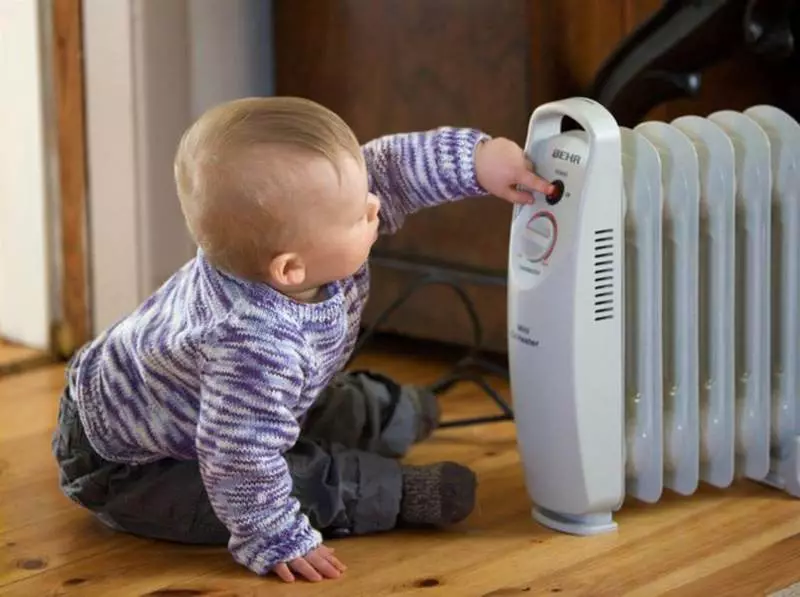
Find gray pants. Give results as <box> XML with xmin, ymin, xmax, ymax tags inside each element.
<box><xmin>52</xmin><ymin>370</ymin><xmax>429</xmax><ymax>545</ymax></box>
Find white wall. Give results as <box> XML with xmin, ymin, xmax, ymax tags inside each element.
<box><xmin>83</xmin><ymin>0</ymin><xmax>273</xmax><ymax>333</ymax></box>
<box><xmin>82</xmin><ymin>0</ymin><xmax>142</xmax><ymax>338</ymax></box>
<box><xmin>0</xmin><ymin>0</ymin><xmax>54</xmax><ymax>349</ymax></box>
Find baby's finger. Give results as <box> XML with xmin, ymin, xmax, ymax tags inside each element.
<box><xmin>290</xmin><ymin>557</ymin><xmax>323</xmax><ymax>582</ymax></box>
<box><xmin>306</xmin><ymin>551</ymin><xmax>343</xmax><ymax>579</ymax></box>
<box><xmin>520</xmin><ymin>169</ymin><xmax>555</xmax><ymax>195</ymax></box>
<box><xmin>273</xmin><ymin>563</ymin><xmax>295</xmax><ymax>583</ymax></box>
<box><xmin>323</xmin><ymin>550</ymin><xmax>348</xmax><ymax>572</ymax></box>
<box><xmin>317</xmin><ymin>544</ymin><xmax>346</xmax><ymax>570</ymax></box>
<box><xmin>507</xmin><ymin>186</ymin><xmax>535</xmax><ymax>204</ymax></box>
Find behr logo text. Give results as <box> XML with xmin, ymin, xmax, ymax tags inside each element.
<box><xmin>552</xmin><ymin>148</ymin><xmax>582</xmax><ymax>165</ymax></box>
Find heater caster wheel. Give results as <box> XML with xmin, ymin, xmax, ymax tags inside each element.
<box><xmin>532</xmin><ymin>506</ymin><xmax>618</xmax><ymax>536</ymax></box>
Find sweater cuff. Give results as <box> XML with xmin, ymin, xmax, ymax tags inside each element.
<box><xmin>236</xmin><ymin>515</ymin><xmax>323</xmax><ymax>576</ymax></box>
<box><xmin>437</xmin><ymin>127</ymin><xmax>491</xmax><ymax>199</ymax></box>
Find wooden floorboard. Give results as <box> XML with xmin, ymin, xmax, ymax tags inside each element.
<box><xmin>0</xmin><ymin>340</ymin><xmax>53</xmax><ymax>375</ymax></box>
<box><xmin>1</xmin><ymin>344</ymin><xmax>800</xmax><ymax>596</ymax></box>
<box><xmin>0</xmin><ymin>340</ymin><xmax>41</xmax><ymax>365</ymax></box>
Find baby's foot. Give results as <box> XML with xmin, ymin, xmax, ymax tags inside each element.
<box><xmin>344</xmin><ymin>370</ymin><xmax>440</xmax><ymax>443</ymax></box>
<box><xmin>399</xmin><ymin>462</ymin><xmax>477</xmax><ymax>527</ymax></box>
<box><xmin>408</xmin><ymin>385</ymin><xmax>440</xmax><ymax>442</ymax></box>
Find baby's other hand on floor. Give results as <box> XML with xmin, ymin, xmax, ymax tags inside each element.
<box><xmin>475</xmin><ymin>137</ymin><xmax>555</xmax><ymax>204</ymax></box>
<box><xmin>273</xmin><ymin>544</ymin><xmax>347</xmax><ymax>583</ymax></box>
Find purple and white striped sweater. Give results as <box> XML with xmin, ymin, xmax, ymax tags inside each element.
<box><xmin>68</xmin><ymin>126</ymin><xmax>489</xmax><ymax>574</ymax></box>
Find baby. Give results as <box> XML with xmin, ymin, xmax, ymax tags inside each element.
<box><xmin>52</xmin><ymin>97</ymin><xmax>554</xmax><ymax>583</ymax></box>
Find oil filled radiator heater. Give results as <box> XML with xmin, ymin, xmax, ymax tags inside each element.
<box><xmin>507</xmin><ymin>96</ymin><xmax>800</xmax><ymax>535</ymax></box>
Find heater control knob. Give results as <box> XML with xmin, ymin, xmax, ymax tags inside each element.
<box><xmin>522</xmin><ymin>212</ymin><xmax>557</xmax><ymax>263</ymax></box>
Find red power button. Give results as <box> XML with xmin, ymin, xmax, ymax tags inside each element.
<box><xmin>546</xmin><ymin>180</ymin><xmax>565</xmax><ymax>205</ymax></box>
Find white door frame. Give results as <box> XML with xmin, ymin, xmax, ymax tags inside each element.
<box><xmin>82</xmin><ymin>0</ymin><xmax>274</xmax><ymax>333</ymax></box>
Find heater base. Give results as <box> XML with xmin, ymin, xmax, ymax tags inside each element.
<box><xmin>532</xmin><ymin>506</ymin><xmax>618</xmax><ymax>536</ymax></box>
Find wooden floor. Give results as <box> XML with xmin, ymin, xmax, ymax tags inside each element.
<box><xmin>2</xmin><ymin>342</ymin><xmax>800</xmax><ymax>596</ymax></box>
<box><xmin>0</xmin><ymin>340</ymin><xmax>52</xmax><ymax>375</ymax></box>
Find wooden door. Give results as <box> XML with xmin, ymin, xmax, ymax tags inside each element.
<box><xmin>53</xmin><ymin>0</ymin><xmax>90</xmax><ymax>356</ymax></box>
<box><xmin>272</xmin><ymin>1</ymin><xmax>537</xmax><ymax>352</ymax></box>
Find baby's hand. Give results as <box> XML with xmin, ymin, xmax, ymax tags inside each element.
<box><xmin>273</xmin><ymin>544</ymin><xmax>347</xmax><ymax>583</ymax></box>
<box><xmin>475</xmin><ymin>137</ymin><xmax>555</xmax><ymax>204</ymax></box>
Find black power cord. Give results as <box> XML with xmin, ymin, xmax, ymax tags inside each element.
<box><xmin>347</xmin><ymin>272</ymin><xmax>514</xmax><ymax>428</ymax></box>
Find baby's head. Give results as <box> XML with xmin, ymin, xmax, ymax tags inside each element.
<box><xmin>174</xmin><ymin>96</ymin><xmax>381</xmax><ymax>299</ymax></box>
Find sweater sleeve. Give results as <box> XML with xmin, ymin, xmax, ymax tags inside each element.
<box><xmin>361</xmin><ymin>126</ymin><xmax>491</xmax><ymax>235</ymax></box>
<box><xmin>197</xmin><ymin>314</ymin><xmax>321</xmax><ymax>575</ymax></box>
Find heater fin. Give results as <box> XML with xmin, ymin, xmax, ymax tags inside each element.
<box><xmin>620</xmin><ymin>126</ymin><xmax>664</xmax><ymax>503</ymax></box>
<box><xmin>635</xmin><ymin>121</ymin><xmax>700</xmax><ymax>496</ymax></box>
<box><xmin>744</xmin><ymin>105</ymin><xmax>800</xmax><ymax>497</ymax></box>
<box><xmin>708</xmin><ymin>110</ymin><xmax>772</xmax><ymax>482</ymax></box>
<box><xmin>672</xmin><ymin>115</ymin><xmax>737</xmax><ymax>489</ymax></box>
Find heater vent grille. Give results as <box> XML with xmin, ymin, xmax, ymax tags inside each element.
<box><xmin>594</xmin><ymin>228</ymin><xmax>614</xmax><ymax>321</ymax></box>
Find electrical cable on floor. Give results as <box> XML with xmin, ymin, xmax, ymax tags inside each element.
<box><xmin>347</xmin><ymin>272</ymin><xmax>514</xmax><ymax>428</ymax></box>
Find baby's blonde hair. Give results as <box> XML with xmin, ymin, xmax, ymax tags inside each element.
<box><xmin>174</xmin><ymin>96</ymin><xmax>362</xmax><ymax>279</ymax></box>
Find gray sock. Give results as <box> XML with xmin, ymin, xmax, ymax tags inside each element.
<box><xmin>399</xmin><ymin>462</ymin><xmax>476</xmax><ymax>526</ymax></box>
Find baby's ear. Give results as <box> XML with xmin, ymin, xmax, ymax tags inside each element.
<box><xmin>268</xmin><ymin>252</ymin><xmax>306</xmax><ymax>287</ymax></box>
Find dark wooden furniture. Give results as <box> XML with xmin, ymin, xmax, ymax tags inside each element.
<box><xmin>273</xmin><ymin>0</ymin><xmax>797</xmax><ymax>354</ymax></box>
<box><xmin>591</xmin><ymin>0</ymin><xmax>798</xmax><ymax>125</ymax></box>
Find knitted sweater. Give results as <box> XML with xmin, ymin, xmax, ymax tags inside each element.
<box><xmin>68</xmin><ymin>126</ymin><xmax>489</xmax><ymax>575</ymax></box>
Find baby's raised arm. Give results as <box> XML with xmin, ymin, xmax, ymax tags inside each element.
<box><xmin>361</xmin><ymin>127</ymin><xmax>490</xmax><ymax>235</ymax></box>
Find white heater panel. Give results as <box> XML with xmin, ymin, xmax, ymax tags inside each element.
<box><xmin>508</xmin><ymin>97</ymin><xmax>624</xmax><ymax>536</ymax></box>
<box><xmin>620</xmin><ymin>126</ymin><xmax>664</xmax><ymax>503</ymax></box>
<box><xmin>707</xmin><ymin>110</ymin><xmax>772</xmax><ymax>481</ymax></box>
<box><xmin>744</xmin><ymin>105</ymin><xmax>800</xmax><ymax>496</ymax></box>
<box><xmin>671</xmin><ymin>115</ymin><xmax>737</xmax><ymax>489</ymax></box>
<box><xmin>634</xmin><ymin>121</ymin><xmax>700</xmax><ymax>496</ymax></box>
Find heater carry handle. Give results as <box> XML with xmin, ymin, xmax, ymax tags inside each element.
<box><xmin>527</xmin><ymin>97</ymin><xmax>620</xmax><ymax>156</ymax></box>
<box><xmin>525</xmin><ymin>97</ymin><xmax>622</xmax><ymax>209</ymax></box>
